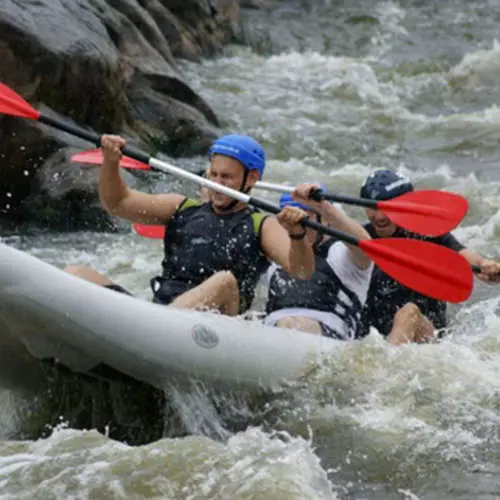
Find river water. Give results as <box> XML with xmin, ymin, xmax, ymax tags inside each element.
<box><xmin>2</xmin><ymin>0</ymin><xmax>500</xmax><ymax>498</ymax></box>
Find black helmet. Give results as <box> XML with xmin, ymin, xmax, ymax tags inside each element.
<box><xmin>360</xmin><ymin>169</ymin><xmax>414</xmax><ymax>201</ymax></box>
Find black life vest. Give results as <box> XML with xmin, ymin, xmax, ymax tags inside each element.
<box><xmin>151</xmin><ymin>198</ymin><xmax>268</xmax><ymax>313</ymax></box>
<box><xmin>266</xmin><ymin>240</ymin><xmax>364</xmax><ymax>339</ymax></box>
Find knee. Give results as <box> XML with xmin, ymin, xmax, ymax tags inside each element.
<box><xmin>214</xmin><ymin>271</ymin><xmax>238</xmax><ymax>291</ymax></box>
<box><xmin>276</xmin><ymin>316</ymin><xmax>322</xmax><ymax>334</ymax></box>
<box><xmin>277</xmin><ymin>317</ymin><xmax>297</xmax><ymax>329</ymax></box>
<box><xmin>63</xmin><ymin>265</ymin><xmax>112</xmax><ymax>286</ymax></box>
<box><xmin>64</xmin><ymin>265</ymin><xmax>89</xmax><ymax>277</ymax></box>
<box><xmin>396</xmin><ymin>303</ymin><xmax>422</xmax><ymax>323</ymax></box>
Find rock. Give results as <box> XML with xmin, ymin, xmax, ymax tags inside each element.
<box><xmin>240</xmin><ymin>0</ymin><xmax>270</xmax><ymax>9</ymax></box>
<box><xmin>22</xmin><ymin>147</ymin><xmax>137</xmax><ymax>231</ymax></box>
<box><xmin>0</xmin><ymin>0</ymin><xmax>240</xmax><ymax>228</ymax></box>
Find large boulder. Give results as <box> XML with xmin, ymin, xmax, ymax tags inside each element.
<box><xmin>24</xmin><ymin>147</ymin><xmax>139</xmax><ymax>231</ymax></box>
<box><xmin>0</xmin><ymin>0</ymin><xmax>241</xmax><ymax>229</ymax></box>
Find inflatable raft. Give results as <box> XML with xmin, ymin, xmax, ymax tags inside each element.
<box><xmin>0</xmin><ymin>243</ymin><xmax>337</xmax><ymax>391</ymax></box>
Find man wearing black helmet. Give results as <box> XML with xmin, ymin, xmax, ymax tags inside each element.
<box><xmin>358</xmin><ymin>169</ymin><xmax>500</xmax><ymax>344</ymax></box>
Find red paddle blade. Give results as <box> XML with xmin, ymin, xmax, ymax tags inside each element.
<box><xmin>0</xmin><ymin>83</ymin><xmax>40</xmax><ymax>120</ymax></box>
<box><xmin>72</xmin><ymin>149</ymin><xmax>150</xmax><ymax>170</ymax></box>
<box><xmin>133</xmin><ymin>224</ymin><xmax>165</xmax><ymax>239</ymax></box>
<box><xmin>359</xmin><ymin>238</ymin><xmax>473</xmax><ymax>303</ymax></box>
<box><xmin>377</xmin><ymin>190</ymin><xmax>468</xmax><ymax>237</ymax></box>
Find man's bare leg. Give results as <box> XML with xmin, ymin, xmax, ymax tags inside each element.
<box><xmin>64</xmin><ymin>265</ymin><xmax>116</xmax><ymax>286</ymax></box>
<box><xmin>276</xmin><ymin>316</ymin><xmax>322</xmax><ymax>335</ymax></box>
<box><xmin>387</xmin><ymin>303</ymin><xmax>435</xmax><ymax>345</ymax></box>
<box><xmin>170</xmin><ymin>271</ymin><xmax>240</xmax><ymax>316</ymax></box>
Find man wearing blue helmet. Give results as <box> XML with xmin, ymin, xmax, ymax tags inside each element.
<box><xmin>358</xmin><ymin>169</ymin><xmax>500</xmax><ymax>344</ymax></box>
<box><xmin>65</xmin><ymin>134</ymin><xmax>315</xmax><ymax>316</ymax></box>
<box><xmin>262</xmin><ymin>184</ymin><xmax>373</xmax><ymax>340</ymax></box>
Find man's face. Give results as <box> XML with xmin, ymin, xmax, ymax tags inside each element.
<box><xmin>206</xmin><ymin>155</ymin><xmax>246</xmax><ymax>210</ymax></box>
<box><xmin>366</xmin><ymin>207</ymin><xmax>397</xmax><ymax>237</ymax></box>
<box><xmin>206</xmin><ymin>154</ymin><xmax>259</xmax><ymax>211</ymax></box>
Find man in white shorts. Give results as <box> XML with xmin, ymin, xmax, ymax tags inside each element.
<box><xmin>263</xmin><ymin>184</ymin><xmax>373</xmax><ymax>340</ymax></box>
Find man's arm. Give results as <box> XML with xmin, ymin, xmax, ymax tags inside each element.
<box><xmin>260</xmin><ymin>211</ymin><xmax>315</xmax><ymax>279</ymax></box>
<box><xmin>99</xmin><ymin>135</ymin><xmax>184</xmax><ymax>224</ymax></box>
<box><xmin>459</xmin><ymin>248</ymin><xmax>500</xmax><ymax>283</ymax></box>
<box><xmin>433</xmin><ymin>231</ymin><xmax>500</xmax><ymax>284</ymax></box>
<box><xmin>292</xmin><ymin>183</ymin><xmax>372</xmax><ymax>270</ymax></box>
<box><xmin>317</xmin><ymin>202</ymin><xmax>372</xmax><ymax>269</ymax></box>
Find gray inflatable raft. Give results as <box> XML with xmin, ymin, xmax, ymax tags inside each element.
<box><xmin>0</xmin><ymin>243</ymin><xmax>337</xmax><ymax>391</ymax></box>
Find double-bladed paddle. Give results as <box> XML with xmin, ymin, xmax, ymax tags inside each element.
<box><xmin>72</xmin><ymin>149</ymin><xmax>468</xmax><ymax>237</ymax></box>
<box><xmin>261</xmin><ymin>181</ymin><xmax>468</xmax><ymax>237</ymax></box>
<box><xmin>133</xmin><ymin>223</ymin><xmax>165</xmax><ymax>239</ymax></box>
<box><xmin>0</xmin><ymin>82</ymin><xmax>474</xmax><ymax>303</ymax></box>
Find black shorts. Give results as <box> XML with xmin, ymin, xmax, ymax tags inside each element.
<box><xmin>104</xmin><ymin>279</ymin><xmax>191</xmax><ymax>306</ymax></box>
<box><xmin>150</xmin><ymin>277</ymin><xmax>191</xmax><ymax>305</ymax></box>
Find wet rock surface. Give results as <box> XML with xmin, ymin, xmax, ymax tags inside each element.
<box><xmin>0</xmin><ymin>0</ymin><xmax>242</xmax><ymax>229</ymax></box>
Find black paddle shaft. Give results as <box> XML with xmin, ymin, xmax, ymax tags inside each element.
<box><xmin>40</xmin><ymin>114</ymin><xmax>151</xmax><ymax>165</ymax></box>
<box><xmin>309</xmin><ymin>188</ymin><xmax>377</xmax><ymax>208</ymax></box>
<box><xmin>40</xmin><ymin>113</ymin><xmax>360</xmax><ymax>247</ymax></box>
<box><xmin>249</xmin><ymin>197</ymin><xmax>359</xmax><ymax>246</ymax></box>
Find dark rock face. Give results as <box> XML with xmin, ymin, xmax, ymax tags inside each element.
<box><xmin>24</xmin><ymin>147</ymin><xmax>139</xmax><ymax>231</ymax></box>
<box><xmin>0</xmin><ymin>0</ymin><xmax>241</xmax><ymax>228</ymax></box>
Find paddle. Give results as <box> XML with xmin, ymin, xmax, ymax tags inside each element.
<box><xmin>129</xmin><ymin>230</ymin><xmax>488</xmax><ymax>277</ymax></box>
<box><xmin>127</xmin><ymin>229</ymin><xmax>488</xmax><ymax>280</ymax></box>
<box><xmin>0</xmin><ymin>82</ymin><xmax>473</xmax><ymax>303</ymax></box>
<box><xmin>264</xmin><ymin>182</ymin><xmax>468</xmax><ymax>237</ymax></box>
<box><xmin>133</xmin><ymin>223</ymin><xmax>165</xmax><ymax>239</ymax></box>
<box><xmin>72</xmin><ymin>149</ymin><xmax>467</xmax><ymax>237</ymax></box>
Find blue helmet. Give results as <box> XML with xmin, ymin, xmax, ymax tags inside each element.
<box><xmin>279</xmin><ymin>184</ymin><xmax>327</xmax><ymax>211</ymax></box>
<box><xmin>360</xmin><ymin>169</ymin><xmax>414</xmax><ymax>201</ymax></box>
<box><xmin>209</xmin><ymin>134</ymin><xmax>266</xmax><ymax>179</ymax></box>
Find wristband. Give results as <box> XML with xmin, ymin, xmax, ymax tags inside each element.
<box><xmin>289</xmin><ymin>230</ymin><xmax>307</xmax><ymax>240</ymax></box>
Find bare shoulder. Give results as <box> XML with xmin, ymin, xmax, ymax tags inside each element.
<box><xmin>120</xmin><ymin>191</ymin><xmax>186</xmax><ymax>224</ymax></box>
<box><xmin>260</xmin><ymin>215</ymin><xmax>281</xmax><ymax>239</ymax></box>
<box><xmin>152</xmin><ymin>192</ymin><xmax>186</xmax><ymax>206</ymax></box>
<box><xmin>147</xmin><ymin>192</ymin><xmax>187</xmax><ymax>220</ymax></box>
